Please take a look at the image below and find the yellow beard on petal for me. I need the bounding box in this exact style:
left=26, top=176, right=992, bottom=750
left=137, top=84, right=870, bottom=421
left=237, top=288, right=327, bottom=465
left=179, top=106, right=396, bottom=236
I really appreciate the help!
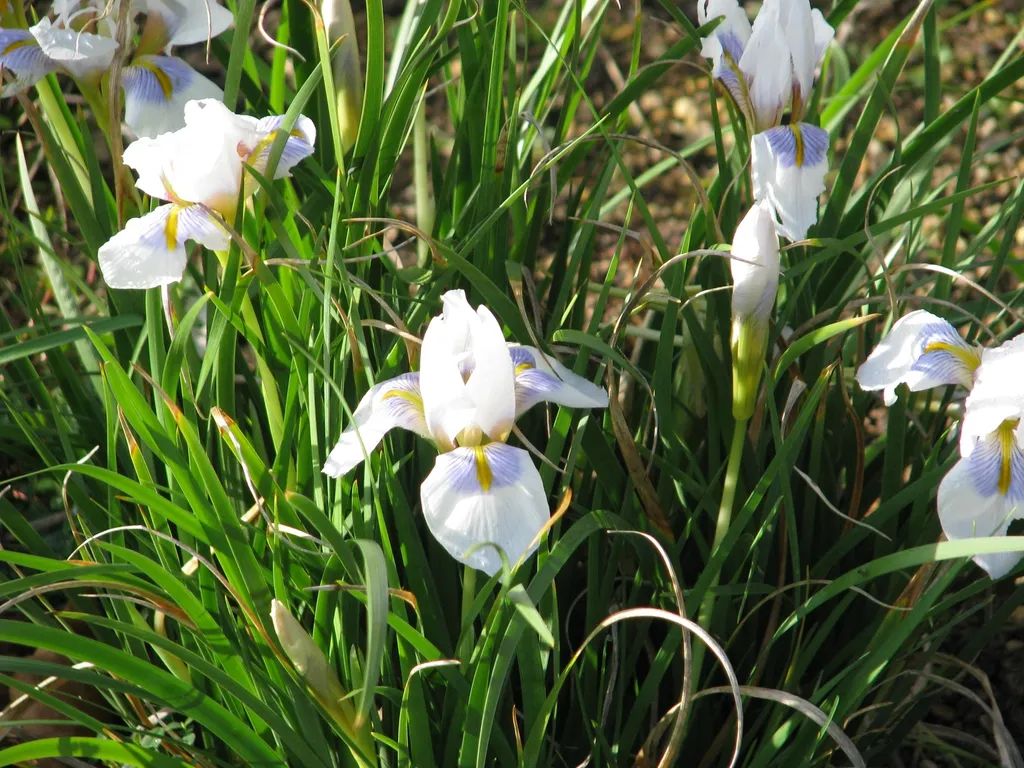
left=998, top=419, right=1019, bottom=497
left=922, top=341, right=982, bottom=373
left=473, top=446, right=492, bottom=492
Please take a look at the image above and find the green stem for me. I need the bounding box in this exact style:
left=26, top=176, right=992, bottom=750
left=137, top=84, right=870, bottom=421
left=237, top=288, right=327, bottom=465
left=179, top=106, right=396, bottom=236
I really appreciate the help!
left=691, top=417, right=747, bottom=689
left=458, top=566, right=478, bottom=660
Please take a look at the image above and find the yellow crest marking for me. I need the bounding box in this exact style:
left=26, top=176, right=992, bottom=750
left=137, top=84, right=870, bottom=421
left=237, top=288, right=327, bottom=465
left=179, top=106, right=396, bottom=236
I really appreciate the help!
left=381, top=388, right=424, bottom=415
left=164, top=206, right=181, bottom=251
left=922, top=341, right=982, bottom=373
left=997, top=420, right=1019, bottom=497
left=1, top=37, right=35, bottom=56
left=473, top=446, right=492, bottom=493
left=134, top=57, right=174, bottom=100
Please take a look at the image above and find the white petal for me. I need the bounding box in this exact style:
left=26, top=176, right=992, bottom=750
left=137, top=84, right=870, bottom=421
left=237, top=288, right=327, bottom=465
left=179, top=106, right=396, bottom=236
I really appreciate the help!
left=122, top=55, right=223, bottom=138
left=136, top=98, right=245, bottom=211
left=810, top=8, right=835, bottom=68
left=465, top=306, right=516, bottom=442
left=245, top=114, right=317, bottom=180
left=29, top=18, right=115, bottom=79
left=737, top=1, right=789, bottom=129
left=776, top=0, right=817, bottom=105
left=420, top=314, right=474, bottom=449
left=960, top=335, right=1024, bottom=455
left=97, top=203, right=227, bottom=289
left=751, top=123, right=829, bottom=241
left=322, top=373, right=429, bottom=477
left=856, top=310, right=979, bottom=406
left=420, top=444, right=549, bottom=576
left=730, top=199, right=780, bottom=322
left=698, top=0, right=752, bottom=64
left=0, top=30, right=56, bottom=95
left=938, top=457, right=1023, bottom=579
left=141, top=0, right=233, bottom=47
left=510, top=345, right=608, bottom=417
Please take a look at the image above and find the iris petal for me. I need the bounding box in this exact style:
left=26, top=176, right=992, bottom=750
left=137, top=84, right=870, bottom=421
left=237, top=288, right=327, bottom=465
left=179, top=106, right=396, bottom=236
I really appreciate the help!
left=509, top=345, right=608, bottom=417
left=122, top=55, right=223, bottom=138
left=420, top=444, right=549, bottom=576
left=322, top=373, right=430, bottom=478
left=98, top=203, right=227, bottom=289
left=856, top=311, right=979, bottom=406
left=938, top=455, right=1024, bottom=579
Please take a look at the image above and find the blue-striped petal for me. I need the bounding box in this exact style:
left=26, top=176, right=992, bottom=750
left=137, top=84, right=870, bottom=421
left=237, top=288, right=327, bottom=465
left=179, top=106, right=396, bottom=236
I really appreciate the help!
left=856, top=311, right=980, bottom=406
left=938, top=454, right=1024, bottom=579
left=752, top=123, right=829, bottom=241
left=0, top=29, right=55, bottom=95
left=98, top=203, right=228, bottom=289
left=122, top=55, right=223, bottom=138
left=245, top=114, right=317, bottom=179
left=322, top=373, right=430, bottom=478
left=510, top=345, right=608, bottom=417
left=420, top=444, right=549, bottom=575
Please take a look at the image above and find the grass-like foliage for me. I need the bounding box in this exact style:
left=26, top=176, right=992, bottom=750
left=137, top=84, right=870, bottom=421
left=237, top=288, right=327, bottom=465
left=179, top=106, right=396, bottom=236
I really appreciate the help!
left=2, top=0, right=1024, bottom=765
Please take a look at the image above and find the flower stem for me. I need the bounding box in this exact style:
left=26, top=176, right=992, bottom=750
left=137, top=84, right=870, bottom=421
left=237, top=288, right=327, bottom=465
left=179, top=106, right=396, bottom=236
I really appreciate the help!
left=458, top=566, right=478, bottom=660
left=691, top=416, right=747, bottom=688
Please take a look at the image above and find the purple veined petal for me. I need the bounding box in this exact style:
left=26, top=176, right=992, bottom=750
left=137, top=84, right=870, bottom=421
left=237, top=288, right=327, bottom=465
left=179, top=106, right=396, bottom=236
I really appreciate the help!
left=322, top=373, right=430, bottom=478
left=122, top=55, right=223, bottom=138
left=960, top=335, right=1024, bottom=456
left=938, top=455, right=1024, bottom=579
left=751, top=123, right=829, bottom=241
left=97, top=202, right=228, bottom=289
left=0, top=29, right=56, bottom=95
left=245, top=114, right=317, bottom=180
left=509, top=345, right=609, bottom=417
left=856, top=310, right=980, bottom=406
left=964, top=422, right=1024, bottom=503
left=420, top=444, right=549, bottom=576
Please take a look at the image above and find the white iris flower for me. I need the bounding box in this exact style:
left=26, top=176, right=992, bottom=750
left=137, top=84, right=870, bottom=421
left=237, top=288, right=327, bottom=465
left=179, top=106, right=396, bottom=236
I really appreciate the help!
left=323, top=290, right=609, bottom=576
left=858, top=312, right=1024, bottom=578
left=0, top=0, right=231, bottom=136
left=939, top=337, right=1024, bottom=578
left=697, top=0, right=834, bottom=242
left=98, top=99, right=315, bottom=289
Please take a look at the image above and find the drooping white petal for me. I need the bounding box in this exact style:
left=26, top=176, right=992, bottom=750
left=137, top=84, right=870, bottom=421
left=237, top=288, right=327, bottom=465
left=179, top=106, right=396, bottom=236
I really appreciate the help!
left=0, top=30, right=57, bottom=95
left=856, top=310, right=980, bottom=406
left=960, top=335, right=1024, bottom=456
left=465, top=306, right=516, bottom=442
left=751, top=123, right=829, bottom=241
left=122, top=55, right=223, bottom=138
left=28, top=18, right=115, bottom=80
left=730, top=199, right=780, bottom=324
left=322, top=373, right=430, bottom=478
left=140, top=0, right=233, bottom=48
left=509, top=345, right=609, bottom=417
left=97, top=203, right=228, bottom=288
left=938, top=455, right=1024, bottom=579
left=420, top=444, right=549, bottom=576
